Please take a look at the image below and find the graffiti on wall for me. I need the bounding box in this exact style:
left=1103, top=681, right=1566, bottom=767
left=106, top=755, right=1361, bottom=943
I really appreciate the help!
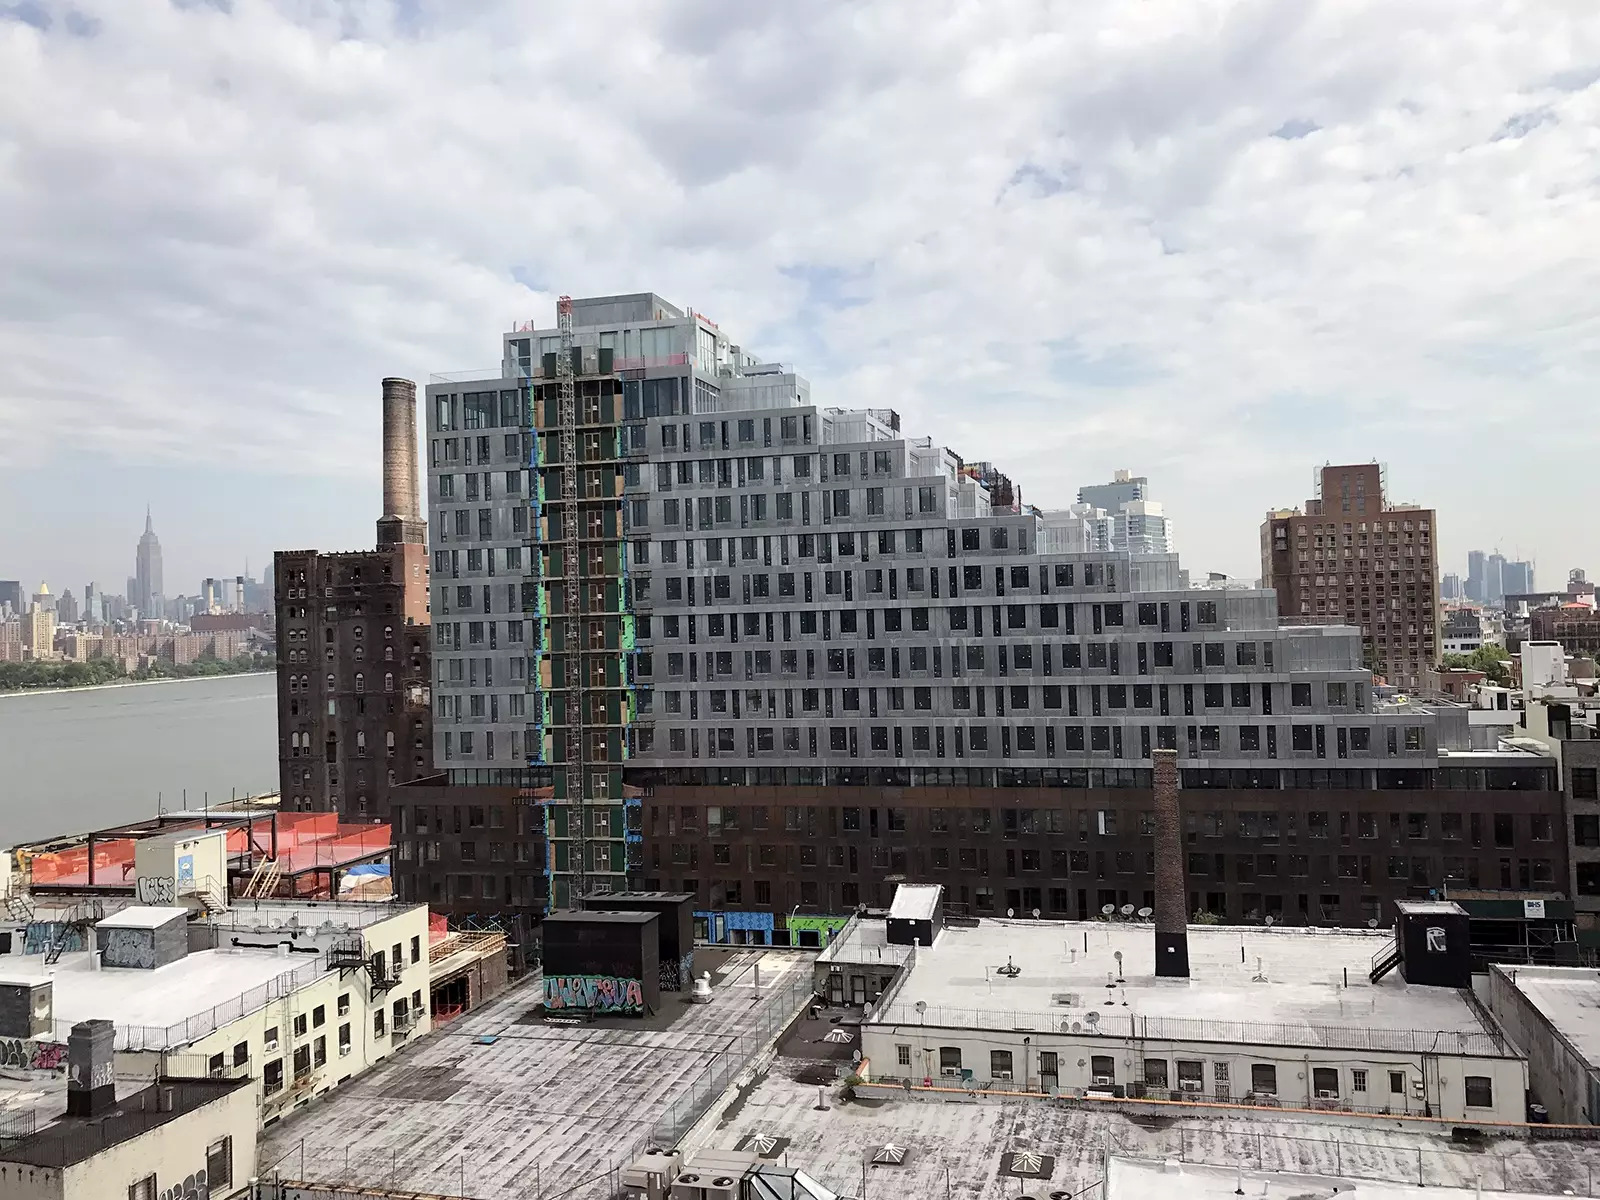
left=22, top=922, right=84, bottom=956
left=157, top=1167, right=208, bottom=1200
left=0, top=1039, right=65, bottom=1072
left=101, top=927, right=156, bottom=969
left=543, top=975, right=644, bottom=1014
left=660, top=952, right=697, bottom=991
left=136, top=875, right=176, bottom=904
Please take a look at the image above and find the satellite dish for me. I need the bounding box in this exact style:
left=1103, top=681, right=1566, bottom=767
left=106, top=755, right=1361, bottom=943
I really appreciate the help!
left=1007, top=908, right=1015, bottom=918
left=1101, top=904, right=1116, bottom=916
left=915, top=1000, right=927, bottom=1016
left=1084, top=1010, right=1100, bottom=1029
left=1120, top=904, right=1135, bottom=916
left=1367, top=918, right=1379, bottom=929
left=1137, top=907, right=1154, bottom=919
left=1114, top=950, right=1123, bottom=964
left=1032, top=908, right=1041, bottom=920
left=1264, top=915, right=1275, bottom=927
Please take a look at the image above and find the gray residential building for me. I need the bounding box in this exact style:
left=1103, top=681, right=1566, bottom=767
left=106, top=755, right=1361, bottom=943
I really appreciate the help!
left=421, top=294, right=1562, bottom=933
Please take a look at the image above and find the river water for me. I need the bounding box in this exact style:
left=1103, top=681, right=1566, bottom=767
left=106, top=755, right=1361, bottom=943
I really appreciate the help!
left=0, top=673, right=277, bottom=846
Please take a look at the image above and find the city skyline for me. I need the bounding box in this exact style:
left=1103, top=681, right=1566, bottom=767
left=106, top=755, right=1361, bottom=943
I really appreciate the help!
left=2, top=3, right=1597, bottom=590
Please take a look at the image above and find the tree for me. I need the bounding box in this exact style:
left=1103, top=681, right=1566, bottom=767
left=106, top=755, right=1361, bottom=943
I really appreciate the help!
left=1441, top=645, right=1511, bottom=686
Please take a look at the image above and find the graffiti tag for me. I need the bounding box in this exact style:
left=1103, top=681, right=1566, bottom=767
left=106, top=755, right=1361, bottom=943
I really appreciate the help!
left=157, top=1167, right=208, bottom=1200
left=0, top=1039, right=65, bottom=1072
left=136, top=876, right=176, bottom=904
left=543, top=975, right=644, bottom=1014
left=68, top=1060, right=114, bottom=1092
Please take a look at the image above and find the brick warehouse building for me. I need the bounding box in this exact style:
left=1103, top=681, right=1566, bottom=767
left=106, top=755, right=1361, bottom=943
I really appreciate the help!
left=407, top=294, right=1565, bottom=943
left=275, top=380, right=433, bottom=820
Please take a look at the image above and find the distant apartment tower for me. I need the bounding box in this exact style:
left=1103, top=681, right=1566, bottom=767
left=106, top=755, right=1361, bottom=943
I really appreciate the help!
left=274, top=379, right=433, bottom=821
left=1261, top=463, right=1439, bottom=690
left=0, top=581, right=20, bottom=617
left=1485, top=553, right=1506, bottom=608
left=1440, top=572, right=1462, bottom=602
left=1058, top=471, right=1175, bottom=555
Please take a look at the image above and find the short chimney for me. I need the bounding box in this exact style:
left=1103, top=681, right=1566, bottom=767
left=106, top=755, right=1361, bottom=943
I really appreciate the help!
left=1152, top=749, right=1190, bottom=978
left=66, top=1019, right=115, bottom=1117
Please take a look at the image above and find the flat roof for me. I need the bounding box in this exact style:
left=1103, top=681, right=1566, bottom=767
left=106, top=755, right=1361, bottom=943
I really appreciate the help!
left=1106, top=1156, right=1566, bottom=1200
left=1500, top=966, right=1600, bottom=1067
left=0, top=947, right=317, bottom=1040
left=542, top=911, right=657, bottom=925
left=700, top=1064, right=1600, bottom=1200
left=888, top=884, right=942, bottom=922
left=96, top=906, right=188, bottom=929
left=0, top=1078, right=248, bottom=1168
left=1394, top=900, right=1466, bottom=916
left=876, top=921, right=1506, bottom=1056
left=258, top=949, right=816, bottom=1199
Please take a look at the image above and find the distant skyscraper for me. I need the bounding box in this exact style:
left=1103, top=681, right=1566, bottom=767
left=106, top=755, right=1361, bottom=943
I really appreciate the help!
left=55, top=589, right=79, bottom=625
left=1441, top=572, right=1462, bottom=602
left=1502, top=560, right=1534, bottom=597
left=1466, top=550, right=1486, bottom=603
left=0, top=581, right=19, bottom=617
left=1486, top=553, right=1506, bottom=607
left=135, top=508, right=163, bottom=617
left=1073, top=471, right=1174, bottom=554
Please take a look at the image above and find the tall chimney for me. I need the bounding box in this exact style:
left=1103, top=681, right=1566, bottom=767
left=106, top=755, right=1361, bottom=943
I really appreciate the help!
left=66, top=1019, right=115, bottom=1117
left=1152, top=748, right=1189, bottom=978
left=377, top=377, right=425, bottom=548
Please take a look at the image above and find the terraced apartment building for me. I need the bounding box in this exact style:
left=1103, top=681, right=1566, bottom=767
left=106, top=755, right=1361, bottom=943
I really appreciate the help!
left=416, top=294, right=1562, bottom=940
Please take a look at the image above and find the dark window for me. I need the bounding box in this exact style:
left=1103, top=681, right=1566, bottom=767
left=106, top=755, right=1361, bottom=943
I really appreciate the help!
left=1464, top=1076, right=1493, bottom=1108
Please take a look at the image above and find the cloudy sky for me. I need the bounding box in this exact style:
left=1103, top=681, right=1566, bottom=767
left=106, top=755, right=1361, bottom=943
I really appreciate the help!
left=2, top=0, right=1596, bottom=599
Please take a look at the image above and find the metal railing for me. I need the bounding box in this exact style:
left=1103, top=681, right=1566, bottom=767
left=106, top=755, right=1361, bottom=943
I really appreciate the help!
left=869, top=1002, right=1513, bottom=1057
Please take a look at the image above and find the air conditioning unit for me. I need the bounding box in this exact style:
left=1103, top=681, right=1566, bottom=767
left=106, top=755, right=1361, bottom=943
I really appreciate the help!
left=1092, top=1074, right=1114, bottom=1086
left=339, top=1045, right=352, bottom=1057
left=1178, top=1079, right=1203, bottom=1092
left=993, top=1071, right=1013, bottom=1081
left=940, top=1067, right=962, bottom=1077
left=1316, top=1089, right=1339, bottom=1100
left=263, top=1040, right=279, bottom=1053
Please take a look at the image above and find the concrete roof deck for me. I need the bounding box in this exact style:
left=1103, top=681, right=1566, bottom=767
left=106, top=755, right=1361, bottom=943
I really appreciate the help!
left=0, top=937, right=333, bottom=1049
left=1105, top=1155, right=1576, bottom=1200
left=1500, top=965, right=1600, bottom=1068
left=875, top=921, right=1504, bottom=1055
left=258, top=948, right=817, bottom=1200
left=701, top=1067, right=1600, bottom=1200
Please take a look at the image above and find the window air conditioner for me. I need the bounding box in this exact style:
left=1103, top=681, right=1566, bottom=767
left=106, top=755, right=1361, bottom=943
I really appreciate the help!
left=1316, top=1089, right=1339, bottom=1100
left=263, top=1040, right=279, bottom=1053
left=339, top=1045, right=352, bottom=1057
left=1092, top=1074, right=1113, bottom=1086
left=993, top=1071, right=1012, bottom=1081
left=1179, top=1079, right=1202, bottom=1092
left=940, top=1067, right=962, bottom=1077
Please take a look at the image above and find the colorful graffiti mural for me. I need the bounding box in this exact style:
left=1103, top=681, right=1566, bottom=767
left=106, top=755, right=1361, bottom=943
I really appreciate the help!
left=543, top=974, right=644, bottom=1014
left=0, top=1039, right=65, bottom=1072
left=786, top=915, right=851, bottom=947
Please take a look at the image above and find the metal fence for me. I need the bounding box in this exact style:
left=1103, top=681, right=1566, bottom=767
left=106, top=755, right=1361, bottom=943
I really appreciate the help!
left=53, top=960, right=323, bottom=1051
left=870, top=1001, right=1511, bottom=1057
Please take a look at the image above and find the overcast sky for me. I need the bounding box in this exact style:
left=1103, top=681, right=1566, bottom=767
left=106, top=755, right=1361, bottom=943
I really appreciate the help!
left=2, top=0, right=1596, bottom=598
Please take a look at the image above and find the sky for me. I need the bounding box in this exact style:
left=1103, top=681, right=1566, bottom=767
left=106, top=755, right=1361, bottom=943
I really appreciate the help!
left=2, top=0, right=1597, bottom=599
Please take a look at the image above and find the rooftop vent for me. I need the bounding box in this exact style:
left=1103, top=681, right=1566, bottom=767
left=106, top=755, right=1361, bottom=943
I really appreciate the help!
left=736, top=1133, right=788, bottom=1159
left=1001, top=1151, right=1056, bottom=1180
left=872, top=1143, right=908, bottom=1166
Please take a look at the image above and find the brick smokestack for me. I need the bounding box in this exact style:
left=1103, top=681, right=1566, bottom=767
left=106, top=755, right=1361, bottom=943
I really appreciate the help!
left=377, top=377, right=425, bottom=548
left=1152, top=748, right=1189, bottom=977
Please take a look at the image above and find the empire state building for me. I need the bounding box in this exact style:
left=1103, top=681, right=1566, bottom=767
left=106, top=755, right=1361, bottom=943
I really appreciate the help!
left=135, top=507, right=163, bottom=618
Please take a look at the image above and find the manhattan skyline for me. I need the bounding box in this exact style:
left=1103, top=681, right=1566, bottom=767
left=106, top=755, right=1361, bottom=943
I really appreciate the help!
left=2, top=2, right=1597, bottom=588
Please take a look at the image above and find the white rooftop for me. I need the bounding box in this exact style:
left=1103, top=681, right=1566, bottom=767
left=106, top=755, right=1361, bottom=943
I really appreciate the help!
left=96, top=906, right=188, bottom=930
left=1107, top=1156, right=1563, bottom=1200
left=873, top=920, right=1506, bottom=1055
left=888, top=884, right=942, bottom=922
left=1500, top=965, right=1600, bottom=1067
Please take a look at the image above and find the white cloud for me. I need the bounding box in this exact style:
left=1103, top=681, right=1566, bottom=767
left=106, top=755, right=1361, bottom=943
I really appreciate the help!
left=2, top=0, right=1596, bottom=580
